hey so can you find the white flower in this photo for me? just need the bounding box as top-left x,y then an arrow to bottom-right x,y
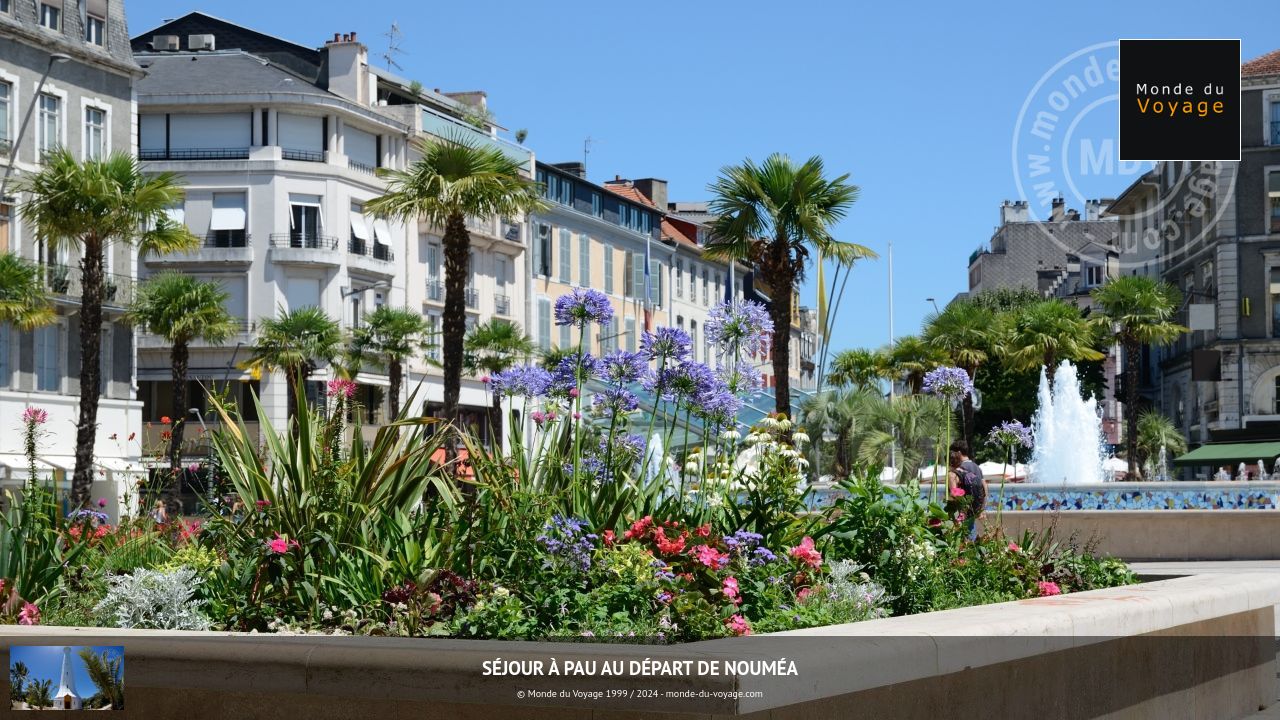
792,431 -> 810,446
721,429 -> 742,442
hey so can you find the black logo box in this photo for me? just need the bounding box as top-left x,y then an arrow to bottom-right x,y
1119,39 -> 1240,162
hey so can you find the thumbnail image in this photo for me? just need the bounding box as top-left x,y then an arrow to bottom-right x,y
8,646 -> 124,711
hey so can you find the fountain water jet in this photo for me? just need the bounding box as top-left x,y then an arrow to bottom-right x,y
1029,361 -> 1107,485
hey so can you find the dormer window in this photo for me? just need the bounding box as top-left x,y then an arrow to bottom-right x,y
1083,264 -> 1104,287
85,0 -> 107,45
38,1 -> 61,31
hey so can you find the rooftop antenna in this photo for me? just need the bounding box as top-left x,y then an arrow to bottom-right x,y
381,22 -> 405,72
583,135 -> 599,167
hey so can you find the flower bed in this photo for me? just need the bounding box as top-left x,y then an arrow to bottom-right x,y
1,294 -> 1133,643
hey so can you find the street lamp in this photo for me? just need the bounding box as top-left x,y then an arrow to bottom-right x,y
926,297 -> 940,314
0,52 -> 72,201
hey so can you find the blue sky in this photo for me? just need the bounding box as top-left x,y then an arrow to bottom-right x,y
9,645 -> 123,698
125,1 -> 1277,353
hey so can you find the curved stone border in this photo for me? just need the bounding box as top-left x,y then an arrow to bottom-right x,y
2,574 -> 1278,718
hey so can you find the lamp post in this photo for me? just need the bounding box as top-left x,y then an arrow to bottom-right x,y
926,297 -> 940,315
0,52 -> 72,203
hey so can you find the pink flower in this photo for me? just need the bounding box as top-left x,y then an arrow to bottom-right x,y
17,601 -> 40,626
531,410 -> 547,425
480,375 -> 491,384
797,587 -> 813,603
950,486 -> 966,497
255,499 -> 271,509
724,614 -> 751,636
573,412 -> 582,420
1037,581 -> 1061,597
789,537 -> 823,570
722,577 -> 741,605
955,512 -> 966,523
97,498 -> 107,508
267,532 -> 299,555
1008,542 -> 1021,552
187,463 -> 200,474
326,378 -> 357,399
22,407 -> 48,425
693,544 -> 729,568
569,388 -> 580,398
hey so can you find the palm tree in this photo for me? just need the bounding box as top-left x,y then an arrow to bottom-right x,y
26,678 -> 52,710
1135,409 -> 1187,474
464,318 -> 536,446
888,334 -> 946,394
9,660 -> 28,704
0,253 -> 53,329
245,306 -> 343,421
857,393 -> 953,482
127,273 -> 236,500
706,153 -> 874,416
800,387 -> 879,480
365,134 -> 545,432
825,348 -> 890,391
924,299 -> 996,443
1092,276 -> 1187,479
1001,300 -> 1103,386
78,647 -> 124,710
17,149 -> 196,508
351,306 -> 431,419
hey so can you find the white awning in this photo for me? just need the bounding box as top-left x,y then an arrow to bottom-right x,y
0,454 -> 53,471
353,371 -> 390,388
373,219 -> 393,245
40,456 -> 77,472
210,194 -> 247,231
95,457 -> 144,474
350,211 -> 370,240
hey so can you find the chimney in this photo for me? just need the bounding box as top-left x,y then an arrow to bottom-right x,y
999,200 -> 1029,225
1051,197 -> 1066,222
551,162 -> 587,179
324,32 -> 368,105
632,178 -> 668,210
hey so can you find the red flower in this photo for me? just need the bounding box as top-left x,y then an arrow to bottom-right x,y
724,614 -> 751,636
653,527 -> 686,555
694,524 -> 712,538
1008,542 -> 1021,552
788,537 -> 823,570
267,532 -> 300,555
950,486 -> 966,497
1037,581 -> 1061,597
624,516 -> 653,541
693,544 -> 728,568
127,432 -> 136,441
602,530 -> 616,547
928,518 -> 942,527
161,415 -> 171,425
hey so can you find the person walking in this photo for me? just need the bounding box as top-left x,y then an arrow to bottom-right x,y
947,440 -> 987,541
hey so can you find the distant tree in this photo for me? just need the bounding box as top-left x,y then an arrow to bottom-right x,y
351,306 -> 431,419
465,319 -> 536,446
923,299 -> 996,443
887,335 -> 946,394
825,348 -> 891,391
245,307 -> 343,421
78,647 -> 124,710
8,660 -> 28,704
1002,299 -> 1103,386
26,678 -> 52,710
0,253 -> 53,329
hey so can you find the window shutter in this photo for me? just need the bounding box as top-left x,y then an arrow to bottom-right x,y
538,298 -> 550,350
604,245 -> 613,294
650,260 -> 663,307
559,229 -> 571,282
625,317 -> 636,352
559,323 -> 570,349
579,234 -> 590,286
623,252 -> 633,297
633,252 -> 645,300
582,324 -> 591,353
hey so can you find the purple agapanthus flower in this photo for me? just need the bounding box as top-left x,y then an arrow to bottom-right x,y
592,386 -> 639,416
536,515 -> 598,572
705,300 -> 773,358
599,350 -> 648,385
693,385 -> 742,430
716,363 -> 763,398
989,420 -> 1033,449
611,433 -> 646,463
646,360 -> 717,403
922,365 -> 974,401
551,354 -> 601,396
489,365 -> 553,399
554,288 -> 614,328
640,327 -> 692,365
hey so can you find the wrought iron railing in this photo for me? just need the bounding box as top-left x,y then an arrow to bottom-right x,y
139,147 -> 250,160
204,231 -> 249,248
42,264 -> 134,307
465,287 -> 479,309
426,279 -> 443,302
269,232 -> 338,250
348,158 -> 375,175
494,293 -> 510,316
348,237 -> 394,261
282,148 -> 324,162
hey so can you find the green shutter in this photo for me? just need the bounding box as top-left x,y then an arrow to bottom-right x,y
604,245 -> 614,294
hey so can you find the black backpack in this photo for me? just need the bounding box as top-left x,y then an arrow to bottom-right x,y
957,461 -> 986,512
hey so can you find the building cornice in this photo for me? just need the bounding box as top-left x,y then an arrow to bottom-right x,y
0,19 -> 143,79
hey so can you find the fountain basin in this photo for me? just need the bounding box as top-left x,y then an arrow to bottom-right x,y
804,482 -> 1280,511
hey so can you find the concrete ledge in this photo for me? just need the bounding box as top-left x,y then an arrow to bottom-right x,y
986,510 -> 1280,560
3,574 -> 1279,718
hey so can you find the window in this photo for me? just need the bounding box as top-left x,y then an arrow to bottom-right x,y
544,173 -> 573,206
495,255 -> 508,292
0,202 -> 9,254
35,324 -> 59,391
425,313 -> 440,361
1201,260 -> 1214,291
0,81 -> 10,149
558,229 -> 572,282
603,244 -> 613,294
38,94 -> 60,155
559,320 -> 570,349
38,1 -> 60,30
85,7 -> 106,46
591,191 -> 602,218
1271,268 -> 1280,338
625,317 -> 636,352
675,259 -> 683,298
0,0 -> 9,13
1274,376 -> 1280,415
537,297 -> 551,351
99,327 -> 110,395
533,224 -> 552,277
289,195 -> 323,246
1271,100 -> 1280,145
648,259 -> 663,307
626,251 -> 645,299
701,268 -> 709,305
1269,171 -> 1280,234
211,193 -> 247,247
715,272 -> 721,303
0,323 -> 9,388
582,323 -> 591,353
690,320 -> 698,363
579,234 -> 590,286
84,106 -> 106,159
1084,264 -> 1104,287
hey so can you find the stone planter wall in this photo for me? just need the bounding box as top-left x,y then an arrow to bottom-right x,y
2,574 -> 1278,719
986,510 -> 1280,560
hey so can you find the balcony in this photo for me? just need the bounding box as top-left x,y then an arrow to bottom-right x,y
1273,121 -> 1280,146
147,232 -> 253,266
139,147 -> 251,161
502,218 -> 522,244
465,287 -> 479,310
282,148 -> 324,163
348,158 -> 376,175
426,279 -> 443,303
139,319 -> 253,349
494,293 -> 510,316
43,264 -> 133,310
268,233 -> 340,267
347,236 -> 396,277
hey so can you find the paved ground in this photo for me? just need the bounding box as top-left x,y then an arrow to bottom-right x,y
1129,562 -> 1280,718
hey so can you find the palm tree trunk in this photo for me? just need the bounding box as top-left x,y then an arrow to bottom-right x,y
1124,338 -> 1141,479
71,243 -> 104,509
284,367 -> 298,422
167,341 -> 189,513
1044,350 -> 1057,387
961,365 -> 976,445
441,212 -> 471,458
767,265 -> 793,419
490,392 -> 502,451
388,357 -> 402,419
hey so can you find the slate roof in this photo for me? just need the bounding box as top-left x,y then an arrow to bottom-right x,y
135,50 -> 332,98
